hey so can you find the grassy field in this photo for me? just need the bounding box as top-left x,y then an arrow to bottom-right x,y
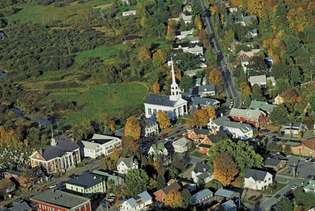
8,0 -> 112,25
46,82 -> 148,125
75,43 -> 126,64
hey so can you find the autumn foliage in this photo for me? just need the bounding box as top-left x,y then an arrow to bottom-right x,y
156,111 -> 170,130
163,189 -> 183,208
124,116 -> 141,140
213,152 -> 239,187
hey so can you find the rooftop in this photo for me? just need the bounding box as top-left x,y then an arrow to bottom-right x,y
248,75 -> 267,85
144,94 -> 176,107
82,134 -> 120,145
40,135 -> 79,161
191,188 -> 213,201
245,169 -> 269,181
249,100 -> 275,114
191,97 -> 220,107
214,116 -> 253,133
173,137 -> 191,147
31,189 -> 90,209
229,108 -> 264,122
66,171 -> 105,188
198,85 -> 215,93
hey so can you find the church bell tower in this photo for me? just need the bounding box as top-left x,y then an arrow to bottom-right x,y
170,59 -> 182,101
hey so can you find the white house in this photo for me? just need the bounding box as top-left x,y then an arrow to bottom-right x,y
244,169 -> 273,190
180,13 -> 192,24
208,117 -> 254,140
191,162 -> 212,184
148,143 -> 168,157
144,60 -> 188,119
182,45 -> 204,56
176,29 -> 194,40
117,157 -> 138,174
172,137 -> 191,153
120,191 -> 152,211
140,118 -> 159,137
198,84 -> 215,97
81,134 -> 122,159
248,75 -> 276,87
122,10 -> 137,17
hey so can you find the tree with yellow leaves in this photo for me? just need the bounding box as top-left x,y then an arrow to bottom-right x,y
247,0 -> 266,18
240,82 -> 252,97
213,152 -> 239,187
206,106 -> 216,120
194,15 -> 203,31
153,49 -> 166,66
163,189 -> 183,208
191,109 -> 209,128
166,20 -> 176,41
124,116 -> 141,140
156,111 -> 170,130
138,46 -> 151,62
151,82 -> 160,94
208,68 -> 222,87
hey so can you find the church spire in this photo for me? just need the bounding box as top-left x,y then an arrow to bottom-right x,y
170,58 -> 182,101
171,58 -> 176,85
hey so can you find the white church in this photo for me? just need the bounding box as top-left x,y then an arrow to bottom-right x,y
144,60 -> 188,119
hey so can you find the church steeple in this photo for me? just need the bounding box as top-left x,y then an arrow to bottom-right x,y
170,58 -> 182,101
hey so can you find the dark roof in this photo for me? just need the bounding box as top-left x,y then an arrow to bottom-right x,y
264,158 -> 281,167
145,94 -> 176,107
198,85 -> 215,93
191,97 -> 220,107
66,171 -> 105,188
245,169 -> 269,181
31,189 -> 90,209
41,135 -> 79,160
193,128 -> 209,135
194,162 -> 211,173
162,182 -> 181,194
9,201 -> 32,211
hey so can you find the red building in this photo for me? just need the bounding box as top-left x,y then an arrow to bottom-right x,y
229,108 -> 268,128
31,189 -> 91,211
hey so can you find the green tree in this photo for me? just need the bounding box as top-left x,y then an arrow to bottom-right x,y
270,105 -> 290,125
208,139 -> 263,173
274,197 -> 293,211
181,189 -> 192,209
125,169 -> 150,196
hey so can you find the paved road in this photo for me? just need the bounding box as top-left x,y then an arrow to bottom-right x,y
198,0 -> 241,108
259,175 -> 304,210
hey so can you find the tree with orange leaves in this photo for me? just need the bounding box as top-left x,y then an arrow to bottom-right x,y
208,68 -> 222,86
163,189 -> 183,208
213,152 -> 239,187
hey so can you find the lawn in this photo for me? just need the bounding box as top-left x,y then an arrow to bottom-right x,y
75,44 -> 126,64
294,188 -> 315,209
46,82 -> 148,125
8,0 -> 112,25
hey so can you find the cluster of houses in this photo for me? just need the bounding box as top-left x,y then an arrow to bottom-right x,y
2,1 -> 315,210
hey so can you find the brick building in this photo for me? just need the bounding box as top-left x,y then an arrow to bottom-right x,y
31,189 -> 91,211
229,108 -> 268,128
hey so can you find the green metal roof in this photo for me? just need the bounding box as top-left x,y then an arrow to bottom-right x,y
249,100 -> 275,114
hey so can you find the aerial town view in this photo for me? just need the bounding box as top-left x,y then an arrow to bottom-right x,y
0,0 -> 314,210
